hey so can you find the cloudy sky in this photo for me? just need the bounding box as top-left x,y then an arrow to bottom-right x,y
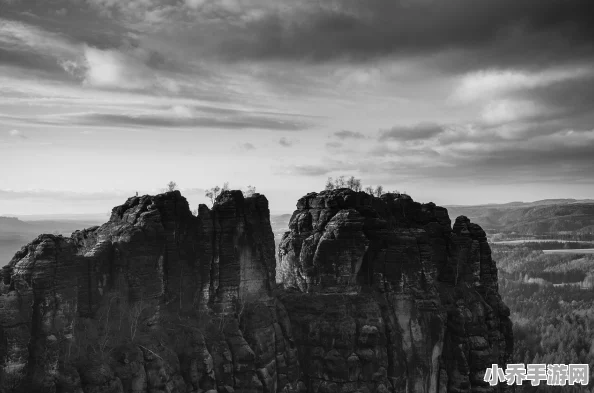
1,0 -> 593,216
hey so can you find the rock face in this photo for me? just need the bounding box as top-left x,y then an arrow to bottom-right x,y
0,189 -> 512,393
277,190 -> 512,393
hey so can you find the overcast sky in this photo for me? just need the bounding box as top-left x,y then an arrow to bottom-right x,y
1,0 -> 593,216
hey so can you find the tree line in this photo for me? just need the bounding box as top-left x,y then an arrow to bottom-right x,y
160,178 -> 408,215
494,242 -> 594,392
324,175 -> 407,197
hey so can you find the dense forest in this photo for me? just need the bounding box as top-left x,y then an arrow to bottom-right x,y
489,232 -> 594,242
494,244 -> 594,392
493,241 -> 594,250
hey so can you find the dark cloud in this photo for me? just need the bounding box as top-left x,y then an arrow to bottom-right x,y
280,158 -> 360,177
455,141 -> 592,183
240,142 -> 256,150
0,47 -> 64,75
88,113 -> 309,131
287,165 -> 333,176
325,142 -> 343,149
5,0 -> 594,72
200,0 -> 594,69
278,137 -> 294,147
334,130 -> 366,139
370,145 -> 441,158
513,74 -> 594,123
361,127 -> 594,185
474,145 -> 593,180
378,122 -> 443,142
13,112 -> 312,132
2,3 -> 129,48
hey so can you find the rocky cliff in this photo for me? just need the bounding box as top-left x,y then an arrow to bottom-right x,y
0,189 -> 512,393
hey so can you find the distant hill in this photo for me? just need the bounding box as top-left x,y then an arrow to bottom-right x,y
271,213 -> 292,253
269,199 -> 594,246
446,199 -> 594,235
0,216 -> 32,231
270,199 -> 594,238
4,198 -> 592,265
1,212 -> 293,266
446,198 -> 594,208
0,216 -> 104,266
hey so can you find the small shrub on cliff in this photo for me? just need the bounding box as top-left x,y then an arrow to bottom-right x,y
325,175 -> 362,191
362,184 -> 385,197
167,181 -> 177,192
347,176 -> 362,191
325,176 -> 394,197
129,294 -> 149,341
205,186 -> 220,205
243,185 -> 256,197
205,182 -> 230,205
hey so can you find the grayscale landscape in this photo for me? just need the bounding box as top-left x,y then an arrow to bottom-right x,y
1,0 -> 593,392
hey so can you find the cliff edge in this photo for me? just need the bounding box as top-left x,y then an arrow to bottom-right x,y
0,189 -> 512,393
277,189 -> 512,393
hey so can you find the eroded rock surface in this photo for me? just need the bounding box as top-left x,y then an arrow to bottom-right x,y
0,189 -> 511,393
277,190 -> 512,393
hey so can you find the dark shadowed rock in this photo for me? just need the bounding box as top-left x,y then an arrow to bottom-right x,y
278,190 -> 512,393
0,189 -> 511,393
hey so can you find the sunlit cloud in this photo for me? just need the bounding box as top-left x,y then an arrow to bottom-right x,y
480,99 -> 549,125
378,123 -> 444,142
0,19 -> 78,58
8,129 -> 27,139
452,67 -> 594,103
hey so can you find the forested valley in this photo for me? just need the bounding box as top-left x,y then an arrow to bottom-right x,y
494,243 -> 594,392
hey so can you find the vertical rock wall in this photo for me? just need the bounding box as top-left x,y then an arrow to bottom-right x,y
0,189 -> 512,393
277,190 -> 512,393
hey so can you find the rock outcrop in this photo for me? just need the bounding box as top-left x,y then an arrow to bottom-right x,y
0,189 -> 512,393
277,190 -> 512,393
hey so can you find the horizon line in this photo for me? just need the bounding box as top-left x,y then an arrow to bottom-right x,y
2,196 -> 593,219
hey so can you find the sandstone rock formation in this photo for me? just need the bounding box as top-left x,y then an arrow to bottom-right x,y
0,189 -> 512,393
277,190 -> 512,393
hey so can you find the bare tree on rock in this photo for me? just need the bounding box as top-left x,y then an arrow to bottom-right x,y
205,182 -> 230,206
325,175 -> 363,191
374,185 -> 384,197
205,186 -> 221,206
347,176 -> 362,191
243,185 -> 256,197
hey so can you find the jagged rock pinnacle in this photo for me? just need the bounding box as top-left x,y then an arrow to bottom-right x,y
0,189 -> 512,393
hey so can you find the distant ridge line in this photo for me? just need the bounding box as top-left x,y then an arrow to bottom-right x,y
446,198 -> 594,208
